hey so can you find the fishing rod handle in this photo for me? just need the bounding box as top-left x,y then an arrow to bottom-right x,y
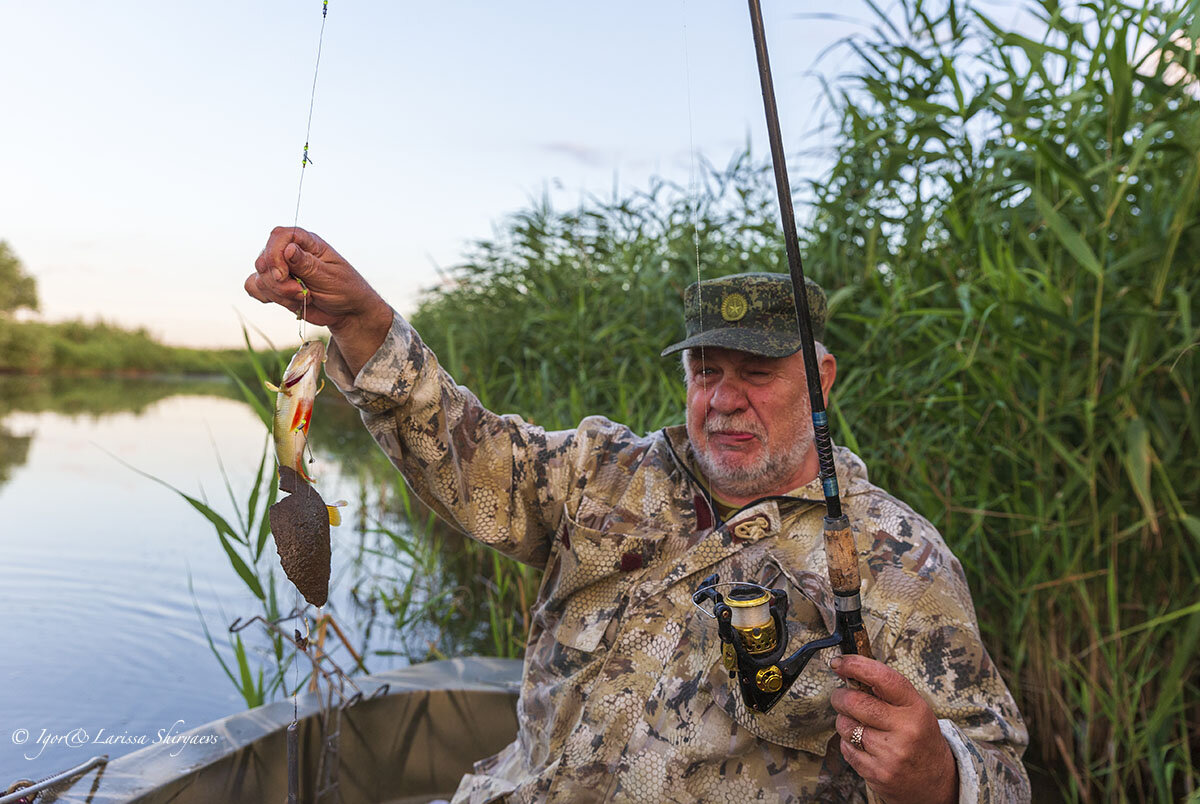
825,514 -> 874,660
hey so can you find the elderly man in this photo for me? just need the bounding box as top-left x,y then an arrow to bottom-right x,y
247,227 -> 1030,804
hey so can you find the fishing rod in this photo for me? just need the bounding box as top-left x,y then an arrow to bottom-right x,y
691,0 -> 873,716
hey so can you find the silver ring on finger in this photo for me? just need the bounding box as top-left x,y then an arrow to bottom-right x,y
849,724 -> 865,751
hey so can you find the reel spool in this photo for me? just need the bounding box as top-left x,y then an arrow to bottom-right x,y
693,573 -> 853,713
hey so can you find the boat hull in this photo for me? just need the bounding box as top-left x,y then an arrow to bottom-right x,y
40,657 -> 522,804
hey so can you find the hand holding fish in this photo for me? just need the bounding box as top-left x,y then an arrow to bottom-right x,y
246,226 -> 392,375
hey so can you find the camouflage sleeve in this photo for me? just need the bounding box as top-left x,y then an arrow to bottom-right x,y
886,555 -> 1031,803
324,311 -> 594,568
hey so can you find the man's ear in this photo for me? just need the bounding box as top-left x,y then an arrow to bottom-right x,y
819,351 -> 837,404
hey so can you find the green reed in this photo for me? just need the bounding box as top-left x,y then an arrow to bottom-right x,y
407,1 -> 1198,799
124,432 -> 292,708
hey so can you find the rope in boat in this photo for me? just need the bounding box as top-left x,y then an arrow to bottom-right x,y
0,756 -> 108,804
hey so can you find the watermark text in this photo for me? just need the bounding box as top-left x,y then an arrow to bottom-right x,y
10,721 -> 221,760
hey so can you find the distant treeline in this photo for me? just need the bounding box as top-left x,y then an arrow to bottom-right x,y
0,318 -> 289,381
1,235 -> 275,378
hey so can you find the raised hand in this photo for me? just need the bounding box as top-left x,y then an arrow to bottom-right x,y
245,226 -> 392,374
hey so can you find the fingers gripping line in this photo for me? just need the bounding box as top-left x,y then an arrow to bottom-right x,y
246,232 -> 318,317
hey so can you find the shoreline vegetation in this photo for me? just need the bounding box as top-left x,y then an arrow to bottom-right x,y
0,318 -> 291,380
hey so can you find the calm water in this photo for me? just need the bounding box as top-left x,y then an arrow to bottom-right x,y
0,376 -> 415,785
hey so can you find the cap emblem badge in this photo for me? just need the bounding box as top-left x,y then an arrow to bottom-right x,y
721,293 -> 748,322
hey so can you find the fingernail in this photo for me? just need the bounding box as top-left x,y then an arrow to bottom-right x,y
830,656 -> 844,670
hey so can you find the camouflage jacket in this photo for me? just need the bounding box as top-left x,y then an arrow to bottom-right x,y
326,313 -> 1031,804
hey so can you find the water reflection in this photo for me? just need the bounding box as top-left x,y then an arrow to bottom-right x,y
0,374 -> 535,786
0,373 -> 240,416
0,374 -> 241,493
0,420 -> 32,486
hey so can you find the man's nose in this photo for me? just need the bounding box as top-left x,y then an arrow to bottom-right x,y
709,376 -> 748,414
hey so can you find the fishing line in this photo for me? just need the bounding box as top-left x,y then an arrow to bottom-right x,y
290,0 -> 331,344
681,1 -> 712,470
282,3 -> 330,789
681,3 -> 703,303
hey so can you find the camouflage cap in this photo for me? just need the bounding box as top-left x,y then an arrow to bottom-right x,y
660,272 -> 827,358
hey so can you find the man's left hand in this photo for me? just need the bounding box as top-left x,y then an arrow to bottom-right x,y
829,654 -> 959,804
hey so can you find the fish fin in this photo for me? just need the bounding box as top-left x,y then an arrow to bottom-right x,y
316,378 -> 325,395
326,506 -> 342,527
264,380 -> 283,394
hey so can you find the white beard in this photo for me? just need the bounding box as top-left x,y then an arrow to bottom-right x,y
689,413 -> 811,500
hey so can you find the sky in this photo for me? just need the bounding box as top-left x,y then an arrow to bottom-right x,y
2,1 -> 877,348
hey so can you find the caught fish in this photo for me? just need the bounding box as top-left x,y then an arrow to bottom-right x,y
266,339 -> 326,487
266,340 -> 343,607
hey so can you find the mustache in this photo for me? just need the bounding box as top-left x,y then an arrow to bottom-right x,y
703,415 -> 765,440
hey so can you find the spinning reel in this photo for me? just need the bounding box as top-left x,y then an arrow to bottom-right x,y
692,571 -> 867,713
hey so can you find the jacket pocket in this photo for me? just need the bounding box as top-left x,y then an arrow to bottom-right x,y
537,506 -> 658,653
